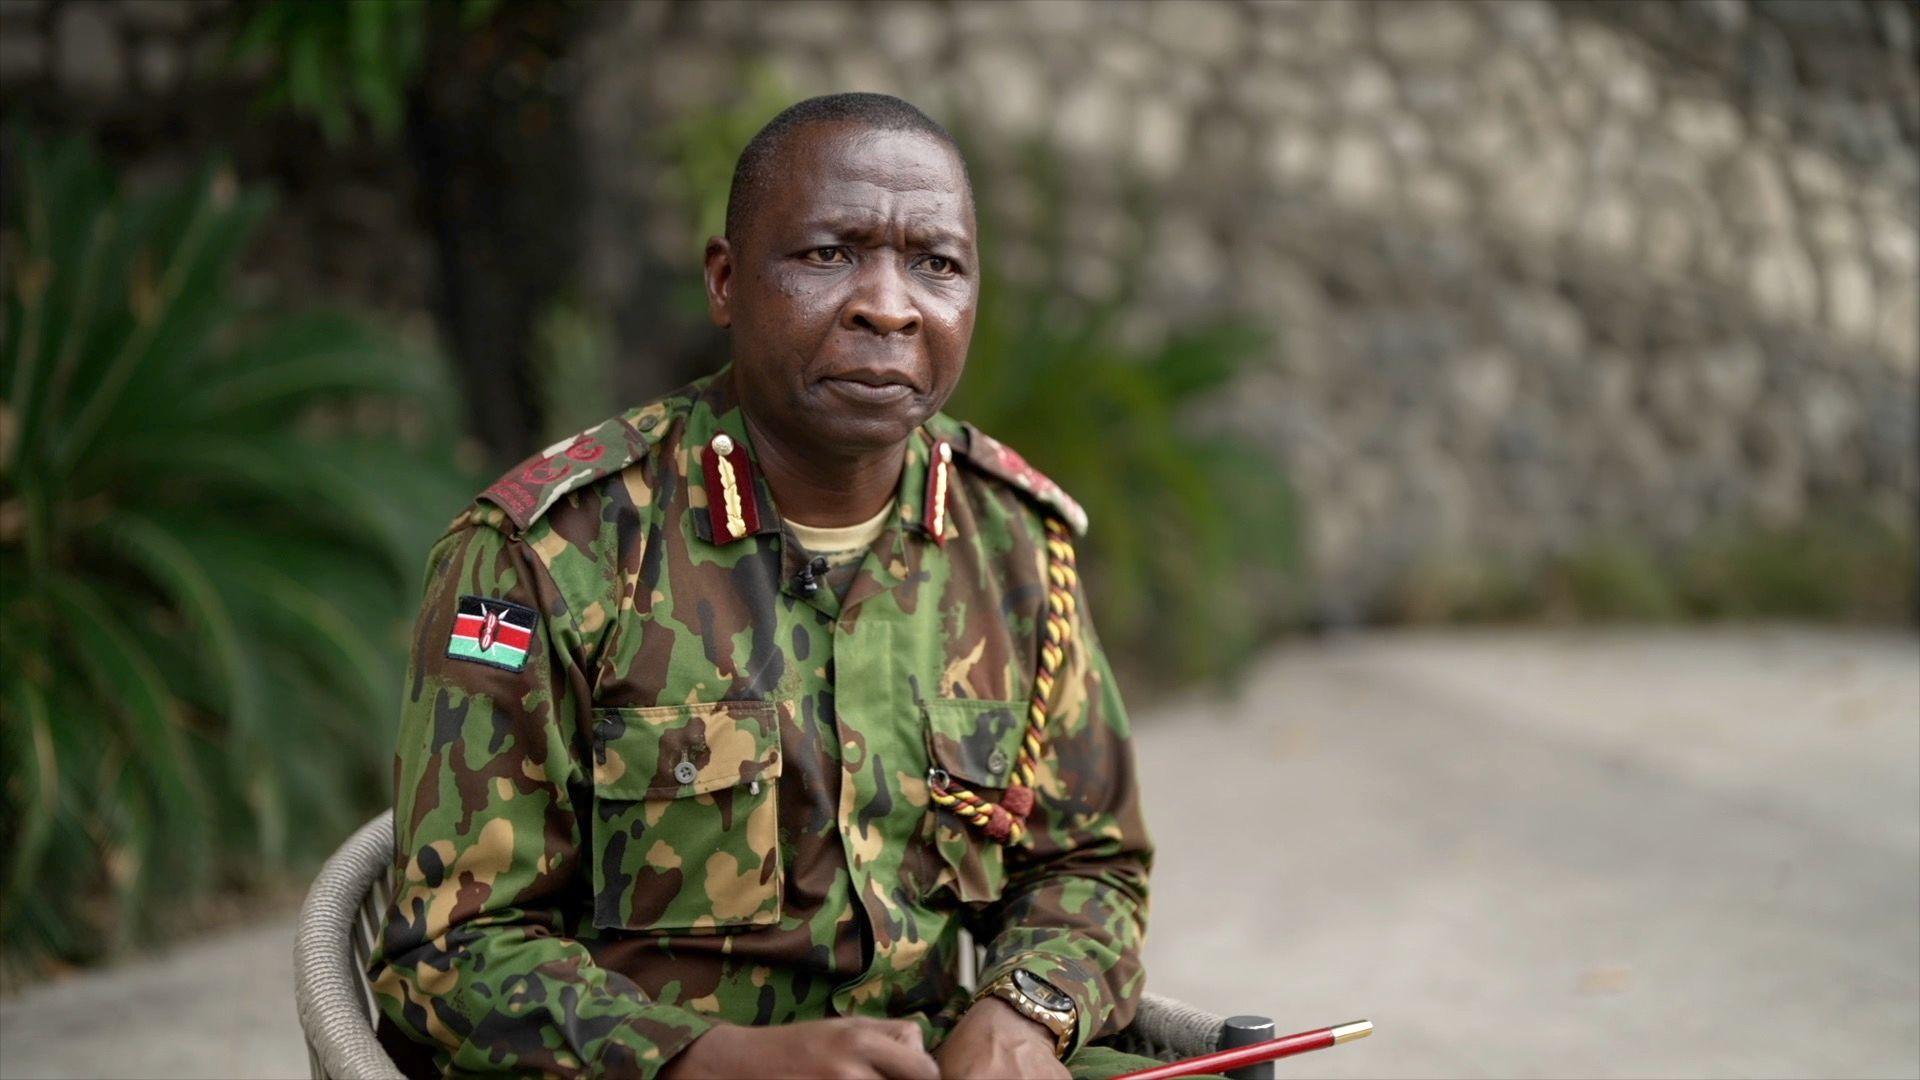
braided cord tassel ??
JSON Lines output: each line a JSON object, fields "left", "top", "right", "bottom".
{"left": 929, "top": 517, "right": 1078, "bottom": 845}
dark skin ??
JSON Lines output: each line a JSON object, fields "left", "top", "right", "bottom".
{"left": 664, "top": 123, "right": 1069, "bottom": 1079}
{"left": 702, "top": 122, "right": 978, "bottom": 527}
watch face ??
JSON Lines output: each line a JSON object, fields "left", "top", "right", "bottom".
{"left": 1013, "top": 969, "right": 1073, "bottom": 1013}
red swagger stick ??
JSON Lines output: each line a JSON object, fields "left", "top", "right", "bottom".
{"left": 1112, "top": 1020, "right": 1374, "bottom": 1080}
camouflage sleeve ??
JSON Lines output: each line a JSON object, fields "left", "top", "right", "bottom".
{"left": 973, "top": 532, "right": 1154, "bottom": 1057}
{"left": 369, "top": 521, "right": 716, "bottom": 1078}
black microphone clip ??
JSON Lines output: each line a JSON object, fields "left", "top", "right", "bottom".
{"left": 794, "top": 555, "right": 830, "bottom": 597}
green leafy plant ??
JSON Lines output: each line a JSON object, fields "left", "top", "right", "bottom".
{"left": 657, "top": 67, "right": 792, "bottom": 248}
{"left": 1390, "top": 507, "right": 1915, "bottom": 625}
{"left": 533, "top": 293, "right": 615, "bottom": 443}
{"left": 231, "top": 0, "right": 500, "bottom": 142}
{"left": 652, "top": 67, "right": 793, "bottom": 331}
{"left": 952, "top": 163, "right": 1296, "bottom": 685}
{"left": 955, "top": 309, "right": 1297, "bottom": 684}
{"left": 1674, "top": 509, "right": 1915, "bottom": 621}
{"left": 0, "top": 131, "right": 472, "bottom": 970}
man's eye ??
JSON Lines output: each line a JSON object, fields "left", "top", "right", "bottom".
{"left": 805, "top": 247, "right": 850, "bottom": 264}
{"left": 920, "top": 255, "right": 957, "bottom": 275}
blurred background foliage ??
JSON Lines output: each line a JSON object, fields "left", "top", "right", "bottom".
{"left": 0, "top": 130, "right": 471, "bottom": 975}
{"left": 1391, "top": 507, "right": 1916, "bottom": 625}
{"left": 950, "top": 167, "right": 1298, "bottom": 684}
{"left": 231, "top": 0, "right": 501, "bottom": 143}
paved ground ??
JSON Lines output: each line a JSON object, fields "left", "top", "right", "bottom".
{"left": 2, "top": 627, "right": 1915, "bottom": 1079}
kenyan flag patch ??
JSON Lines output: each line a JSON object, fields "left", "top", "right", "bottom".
{"left": 447, "top": 596, "right": 538, "bottom": 672}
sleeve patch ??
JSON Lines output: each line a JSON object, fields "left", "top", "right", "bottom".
{"left": 447, "top": 595, "right": 540, "bottom": 672}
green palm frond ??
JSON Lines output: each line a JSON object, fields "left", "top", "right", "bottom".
{"left": 0, "top": 680, "right": 58, "bottom": 920}
{"left": 230, "top": 0, "right": 501, "bottom": 144}
{"left": 0, "top": 129, "right": 474, "bottom": 969}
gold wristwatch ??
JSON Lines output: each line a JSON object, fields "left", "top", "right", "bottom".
{"left": 977, "top": 969, "right": 1077, "bottom": 1058}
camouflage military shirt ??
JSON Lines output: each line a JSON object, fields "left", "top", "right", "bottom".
{"left": 369, "top": 370, "right": 1152, "bottom": 1077}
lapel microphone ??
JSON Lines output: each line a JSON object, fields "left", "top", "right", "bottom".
{"left": 794, "top": 555, "right": 830, "bottom": 597}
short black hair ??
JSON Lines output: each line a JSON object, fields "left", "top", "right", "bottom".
{"left": 724, "top": 92, "right": 966, "bottom": 241}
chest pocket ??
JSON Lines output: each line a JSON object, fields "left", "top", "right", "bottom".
{"left": 923, "top": 699, "right": 1028, "bottom": 904}
{"left": 589, "top": 700, "right": 785, "bottom": 933}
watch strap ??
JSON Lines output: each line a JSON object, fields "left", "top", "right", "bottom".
{"left": 977, "top": 972, "right": 1076, "bottom": 1058}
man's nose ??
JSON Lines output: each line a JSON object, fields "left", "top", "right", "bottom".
{"left": 842, "top": 258, "right": 921, "bottom": 336}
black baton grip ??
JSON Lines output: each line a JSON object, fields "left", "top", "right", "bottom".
{"left": 1220, "top": 1015, "right": 1277, "bottom": 1080}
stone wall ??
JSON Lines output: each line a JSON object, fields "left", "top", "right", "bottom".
{"left": 6, "top": 0, "right": 1915, "bottom": 620}
{"left": 579, "top": 0, "right": 1918, "bottom": 618}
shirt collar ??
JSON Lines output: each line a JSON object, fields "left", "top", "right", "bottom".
{"left": 684, "top": 368, "right": 959, "bottom": 550}
{"left": 683, "top": 371, "right": 781, "bottom": 546}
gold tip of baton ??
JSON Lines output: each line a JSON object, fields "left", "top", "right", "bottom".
{"left": 1330, "top": 1020, "right": 1374, "bottom": 1044}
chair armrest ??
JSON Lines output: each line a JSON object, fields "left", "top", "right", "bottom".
{"left": 292, "top": 811, "right": 405, "bottom": 1080}
{"left": 1096, "top": 992, "right": 1228, "bottom": 1061}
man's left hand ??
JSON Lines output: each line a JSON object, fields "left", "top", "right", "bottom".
{"left": 935, "top": 996, "right": 1071, "bottom": 1079}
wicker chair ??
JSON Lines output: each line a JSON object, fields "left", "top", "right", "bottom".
{"left": 294, "top": 812, "right": 1271, "bottom": 1079}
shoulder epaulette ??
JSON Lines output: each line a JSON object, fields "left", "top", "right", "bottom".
{"left": 953, "top": 420, "right": 1089, "bottom": 537}
{"left": 475, "top": 402, "right": 671, "bottom": 533}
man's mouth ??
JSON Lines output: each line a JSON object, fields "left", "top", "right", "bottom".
{"left": 819, "top": 369, "right": 918, "bottom": 404}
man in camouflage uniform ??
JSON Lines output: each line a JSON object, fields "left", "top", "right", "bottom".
{"left": 371, "top": 94, "right": 1153, "bottom": 1079}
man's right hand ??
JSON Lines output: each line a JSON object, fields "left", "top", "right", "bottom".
{"left": 663, "top": 1017, "right": 941, "bottom": 1080}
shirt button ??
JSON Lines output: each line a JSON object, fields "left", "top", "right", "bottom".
{"left": 638, "top": 413, "right": 659, "bottom": 431}
{"left": 710, "top": 433, "right": 735, "bottom": 456}
{"left": 988, "top": 749, "right": 1010, "bottom": 775}
{"left": 674, "top": 761, "right": 698, "bottom": 785}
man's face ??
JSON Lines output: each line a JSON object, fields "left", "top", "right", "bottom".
{"left": 705, "top": 123, "right": 978, "bottom": 458}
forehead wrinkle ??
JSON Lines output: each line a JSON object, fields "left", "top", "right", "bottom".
{"left": 806, "top": 216, "right": 974, "bottom": 252}
{"left": 819, "top": 150, "right": 962, "bottom": 190}
{"left": 792, "top": 134, "right": 971, "bottom": 220}
{"left": 798, "top": 186, "right": 973, "bottom": 246}
{"left": 829, "top": 126, "right": 967, "bottom": 182}
{"left": 733, "top": 112, "right": 973, "bottom": 243}
{"left": 809, "top": 172, "right": 968, "bottom": 213}
{"left": 758, "top": 128, "right": 975, "bottom": 249}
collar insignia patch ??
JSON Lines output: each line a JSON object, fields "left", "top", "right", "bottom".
{"left": 447, "top": 595, "right": 539, "bottom": 672}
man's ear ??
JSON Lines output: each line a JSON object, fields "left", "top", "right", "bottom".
{"left": 703, "top": 236, "right": 734, "bottom": 329}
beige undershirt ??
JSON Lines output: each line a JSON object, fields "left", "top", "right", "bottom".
{"left": 786, "top": 499, "right": 896, "bottom": 569}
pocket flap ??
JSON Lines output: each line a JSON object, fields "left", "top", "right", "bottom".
{"left": 923, "top": 699, "right": 1026, "bottom": 788}
{"left": 592, "top": 700, "right": 783, "bottom": 800}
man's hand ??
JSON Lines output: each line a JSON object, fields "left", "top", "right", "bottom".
{"left": 663, "top": 1017, "right": 940, "bottom": 1080}
{"left": 934, "top": 997, "right": 1071, "bottom": 1080}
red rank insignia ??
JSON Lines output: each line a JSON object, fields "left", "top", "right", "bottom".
{"left": 922, "top": 440, "right": 952, "bottom": 545}
{"left": 701, "top": 432, "right": 762, "bottom": 543}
